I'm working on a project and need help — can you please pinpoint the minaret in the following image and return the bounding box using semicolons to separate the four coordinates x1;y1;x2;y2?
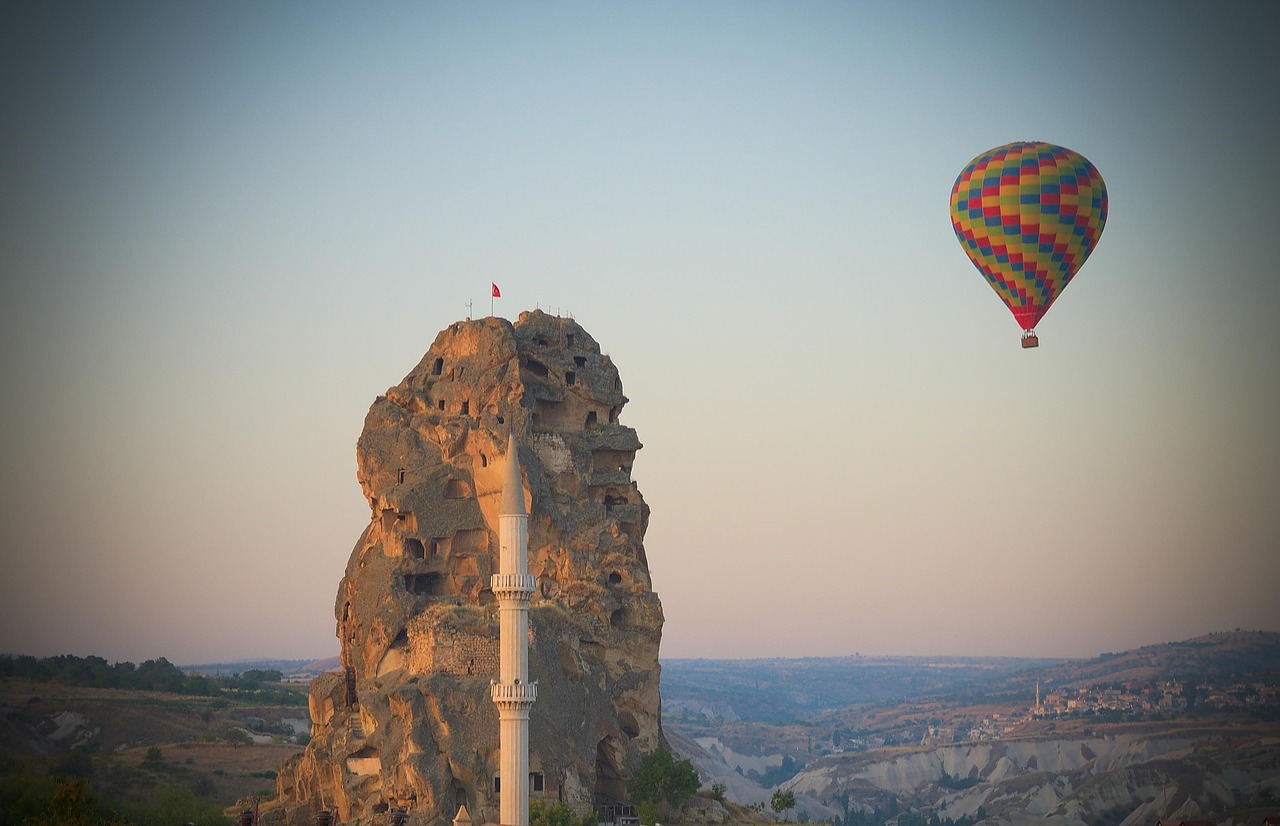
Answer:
491;434;537;826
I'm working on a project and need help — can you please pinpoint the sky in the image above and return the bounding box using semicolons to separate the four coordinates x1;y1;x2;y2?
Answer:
2;1;1277;666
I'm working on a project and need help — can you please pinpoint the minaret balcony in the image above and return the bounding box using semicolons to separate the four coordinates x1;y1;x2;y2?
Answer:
491;573;536;600
490;680;538;707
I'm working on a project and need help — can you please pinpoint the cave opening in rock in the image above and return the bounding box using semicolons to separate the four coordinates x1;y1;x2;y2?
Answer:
404;538;425;559
566;333;575;347
585;411;597;428
574;355;586;367
608;572;622;584
525;357;549;377
565;371;576;386
593;737;627;804
434;357;443;375
403;572;446;596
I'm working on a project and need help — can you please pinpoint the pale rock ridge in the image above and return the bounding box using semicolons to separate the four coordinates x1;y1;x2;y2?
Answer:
783;733;1280;825
267;311;664;825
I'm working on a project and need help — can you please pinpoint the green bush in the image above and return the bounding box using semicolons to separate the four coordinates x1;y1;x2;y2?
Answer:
636;800;659;826
530;800;578;826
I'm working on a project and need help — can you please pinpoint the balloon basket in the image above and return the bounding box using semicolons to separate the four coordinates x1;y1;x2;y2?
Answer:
1021;332;1039;349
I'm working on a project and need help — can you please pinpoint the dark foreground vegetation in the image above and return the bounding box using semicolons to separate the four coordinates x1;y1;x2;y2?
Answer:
0;759;231;826
1;655;316;826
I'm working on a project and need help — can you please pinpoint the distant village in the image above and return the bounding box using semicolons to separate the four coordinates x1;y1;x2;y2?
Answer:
833;678;1280;751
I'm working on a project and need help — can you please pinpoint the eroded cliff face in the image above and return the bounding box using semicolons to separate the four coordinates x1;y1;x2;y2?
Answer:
268;311;664;825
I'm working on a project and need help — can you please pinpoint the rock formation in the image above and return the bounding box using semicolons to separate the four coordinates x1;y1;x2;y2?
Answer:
267;311;665;825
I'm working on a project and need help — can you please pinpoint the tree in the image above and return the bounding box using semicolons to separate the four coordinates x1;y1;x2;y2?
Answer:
628;750;700;810
771;789;796;822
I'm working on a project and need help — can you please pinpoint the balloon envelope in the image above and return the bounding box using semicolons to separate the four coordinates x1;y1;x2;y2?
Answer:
949;141;1107;332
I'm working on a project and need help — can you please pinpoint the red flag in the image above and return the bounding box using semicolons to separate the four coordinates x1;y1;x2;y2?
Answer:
491;283;501;298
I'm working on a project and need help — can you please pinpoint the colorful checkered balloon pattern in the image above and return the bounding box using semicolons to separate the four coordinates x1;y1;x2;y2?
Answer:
950;141;1107;331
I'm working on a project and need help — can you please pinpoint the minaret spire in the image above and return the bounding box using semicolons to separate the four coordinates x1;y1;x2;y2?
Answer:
492;433;536;826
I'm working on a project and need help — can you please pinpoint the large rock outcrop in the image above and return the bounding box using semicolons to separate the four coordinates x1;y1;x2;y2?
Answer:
268;311;664;825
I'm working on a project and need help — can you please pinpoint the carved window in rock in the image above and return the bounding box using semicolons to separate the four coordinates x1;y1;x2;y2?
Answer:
480;453;488;468
438;399;446;411
460;400;469;415
585;411;597;428
404;537;425;560
608;571;622;584
433;357;444;376
566;332;575;347
574;355;586;367
531;772;545;792
403;572;446;596
493;776;500;793
565;370;576;386
608;406;619;424
525;358;549;378
397;468;405;484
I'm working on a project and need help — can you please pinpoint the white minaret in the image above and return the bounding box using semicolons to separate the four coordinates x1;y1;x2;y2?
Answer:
491;433;537;826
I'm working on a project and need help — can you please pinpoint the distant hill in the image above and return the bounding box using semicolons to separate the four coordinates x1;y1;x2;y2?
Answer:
181;656;340;679
661;630;1280;725
992;629;1280;695
660;655;1065;724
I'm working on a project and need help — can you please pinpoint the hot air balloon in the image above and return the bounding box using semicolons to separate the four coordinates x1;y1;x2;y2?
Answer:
949;141;1107;348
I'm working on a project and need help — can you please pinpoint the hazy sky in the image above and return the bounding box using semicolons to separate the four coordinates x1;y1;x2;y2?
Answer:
2;1;1277;665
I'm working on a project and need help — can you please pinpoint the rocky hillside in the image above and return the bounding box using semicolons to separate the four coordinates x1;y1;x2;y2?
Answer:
787;727;1280;826
266;312;664;826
